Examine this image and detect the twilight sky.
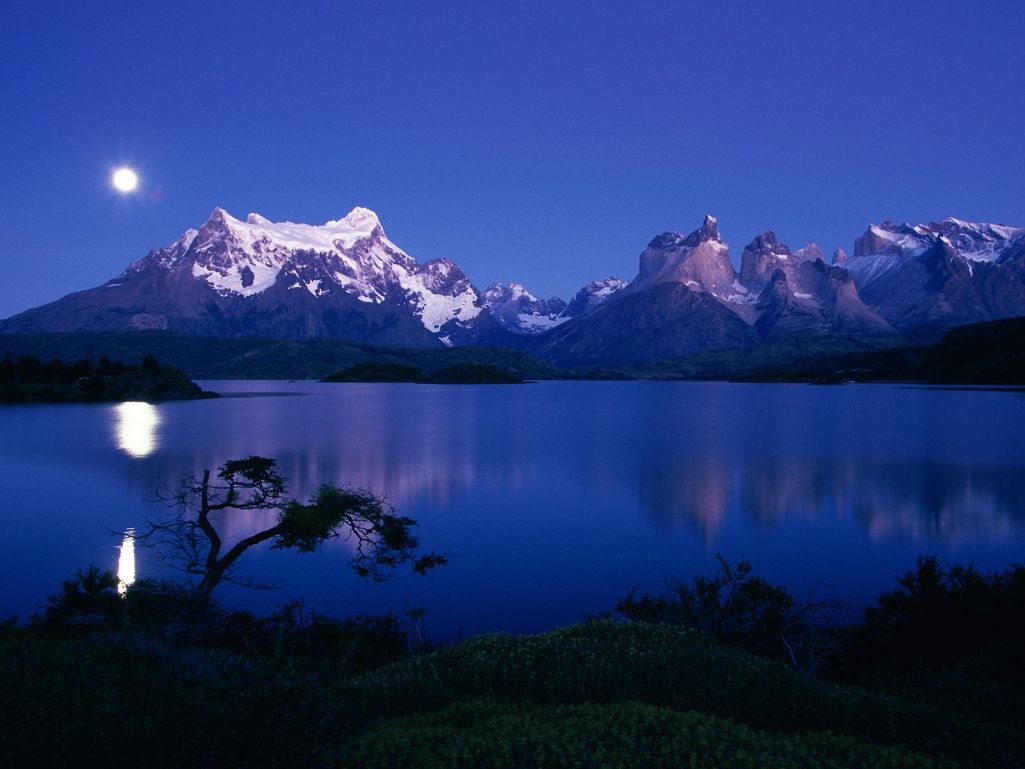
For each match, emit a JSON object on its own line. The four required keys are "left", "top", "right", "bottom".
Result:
{"left": 1, "top": 0, "right": 1024, "bottom": 319}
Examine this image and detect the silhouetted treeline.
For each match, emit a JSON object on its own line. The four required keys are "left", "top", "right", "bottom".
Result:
{"left": 0, "top": 354, "right": 216, "bottom": 402}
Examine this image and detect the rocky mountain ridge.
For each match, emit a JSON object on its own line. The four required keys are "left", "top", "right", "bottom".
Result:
{"left": 2, "top": 206, "right": 1023, "bottom": 365}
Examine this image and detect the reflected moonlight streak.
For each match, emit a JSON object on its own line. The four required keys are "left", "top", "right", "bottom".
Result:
{"left": 117, "top": 529, "right": 136, "bottom": 595}
{"left": 112, "top": 401, "right": 161, "bottom": 458}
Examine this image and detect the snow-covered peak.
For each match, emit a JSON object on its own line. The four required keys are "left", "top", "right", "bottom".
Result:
{"left": 483, "top": 281, "right": 569, "bottom": 335}
{"left": 565, "top": 277, "right": 628, "bottom": 317}
{"left": 854, "top": 217, "right": 1024, "bottom": 262}
{"left": 483, "top": 281, "right": 538, "bottom": 306}
{"left": 194, "top": 205, "right": 387, "bottom": 259}
{"left": 327, "top": 206, "right": 381, "bottom": 231}
{"left": 133, "top": 205, "right": 487, "bottom": 336}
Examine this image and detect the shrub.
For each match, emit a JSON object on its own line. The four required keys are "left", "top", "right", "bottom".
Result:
{"left": 616, "top": 555, "right": 840, "bottom": 673}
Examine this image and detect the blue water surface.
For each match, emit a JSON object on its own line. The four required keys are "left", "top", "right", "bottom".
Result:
{"left": 1, "top": 380, "right": 1023, "bottom": 636}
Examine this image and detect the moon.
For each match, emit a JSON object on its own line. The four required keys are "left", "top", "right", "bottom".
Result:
{"left": 111, "top": 167, "right": 139, "bottom": 193}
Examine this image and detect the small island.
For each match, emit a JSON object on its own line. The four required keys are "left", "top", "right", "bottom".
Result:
{"left": 322, "top": 362, "right": 524, "bottom": 384}
{"left": 0, "top": 354, "right": 219, "bottom": 403}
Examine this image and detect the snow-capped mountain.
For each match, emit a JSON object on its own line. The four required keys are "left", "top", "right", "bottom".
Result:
{"left": 4, "top": 205, "right": 1025, "bottom": 366}
{"left": 564, "top": 278, "right": 628, "bottom": 317}
{"left": 482, "top": 277, "right": 628, "bottom": 335}
{"left": 0, "top": 206, "right": 495, "bottom": 347}
{"left": 482, "top": 282, "right": 569, "bottom": 334}
{"left": 842, "top": 218, "right": 1025, "bottom": 339}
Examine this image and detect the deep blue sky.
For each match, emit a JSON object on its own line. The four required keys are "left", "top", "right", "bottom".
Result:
{"left": 2, "top": 0, "right": 1024, "bottom": 318}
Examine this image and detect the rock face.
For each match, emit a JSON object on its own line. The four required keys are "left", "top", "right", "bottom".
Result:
{"left": 531, "top": 217, "right": 893, "bottom": 366}
{"left": 636, "top": 215, "right": 736, "bottom": 296}
{"left": 737, "top": 231, "right": 894, "bottom": 337}
{"left": 530, "top": 280, "right": 760, "bottom": 366}
{"left": 843, "top": 218, "right": 1025, "bottom": 341}
{"left": 0, "top": 207, "right": 491, "bottom": 348}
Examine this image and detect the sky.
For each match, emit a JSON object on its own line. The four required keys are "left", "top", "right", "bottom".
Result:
{"left": 1, "top": 0, "right": 1024, "bottom": 318}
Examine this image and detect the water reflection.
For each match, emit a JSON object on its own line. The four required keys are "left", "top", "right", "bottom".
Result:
{"left": 85, "top": 382, "right": 1025, "bottom": 549}
{"left": 641, "top": 457, "right": 1025, "bottom": 544}
{"left": 117, "top": 529, "right": 135, "bottom": 595}
{"left": 125, "top": 447, "right": 1025, "bottom": 550}
{"left": 3, "top": 380, "right": 1025, "bottom": 631}
{"left": 112, "top": 401, "right": 161, "bottom": 458}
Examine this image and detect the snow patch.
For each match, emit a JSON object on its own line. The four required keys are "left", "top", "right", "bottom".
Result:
{"left": 515, "top": 312, "right": 570, "bottom": 332}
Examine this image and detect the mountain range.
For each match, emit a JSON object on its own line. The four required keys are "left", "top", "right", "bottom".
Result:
{"left": 2, "top": 206, "right": 1023, "bottom": 366}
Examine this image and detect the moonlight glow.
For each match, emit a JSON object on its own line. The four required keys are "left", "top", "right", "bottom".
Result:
{"left": 111, "top": 166, "right": 139, "bottom": 193}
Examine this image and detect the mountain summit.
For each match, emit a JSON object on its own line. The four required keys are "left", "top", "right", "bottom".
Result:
{"left": 1, "top": 206, "right": 494, "bottom": 347}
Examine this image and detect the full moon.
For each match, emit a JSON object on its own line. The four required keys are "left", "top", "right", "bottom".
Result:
{"left": 111, "top": 167, "right": 139, "bottom": 193}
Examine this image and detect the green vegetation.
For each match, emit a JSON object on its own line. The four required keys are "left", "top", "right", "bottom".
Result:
{"left": 0, "top": 331, "right": 573, "bottom": 380}
{"left": 0, "top": 353, "right": 217, "bottom": 402}
{"left": 425, "top": 363, "right": 524, "bottom": 384}
{"left": 342, "top": 700, "right": 951, "bottom": 769}
{"left": 1, "top": 319, "right": 1022, "bottom": 383}
{"left": 322, "top": 361, "right": 524, "bottom": 384}
{"left": 3, "top": 554, "right": 1025, "bottom": 767}
{"left": 323, "top": 362, "right": 425, "bottom": 382}
{"left": 620, "top": 331, "right": 907, "bottom": 380}
{"left": 735, "top": 318, "right": 1025, "bottom": 385}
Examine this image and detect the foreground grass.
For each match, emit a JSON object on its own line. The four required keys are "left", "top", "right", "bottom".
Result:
{"left": 341, "top": 701, "right": 951, "bottom": 769}
{"left": 2, "top": 620, "right": 1022, "bottom": 768}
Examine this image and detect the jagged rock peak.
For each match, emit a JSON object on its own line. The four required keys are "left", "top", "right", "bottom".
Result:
{"left": 647, "top": 214, "right": 723, "bottom": 250}
{"left": 647, "top": 231, "right": 686, "bottom": 249}
{"left": 832, "top": 247, "right": 848, "bottom": 265}
{"left": 792, "top": 243, "right": 824, "bottom": 263}
{"left": 746, "top": 230, "right": 789, "bottom": 255}
{"left": 684, "top": 214, "right": 723, "bottom": 247}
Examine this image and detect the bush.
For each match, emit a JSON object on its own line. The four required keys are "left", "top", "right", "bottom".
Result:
{"left": 852, "top": 557, "right": 1025, "bottom": 675}
{"left": 838, "top": 557, "right": 1025, "bottom": 730}
{"left": 31, "top": 569, "right": 411, "bottom": 673}
{"left": 615, "top": 555, "right": 840, "bottom": 673}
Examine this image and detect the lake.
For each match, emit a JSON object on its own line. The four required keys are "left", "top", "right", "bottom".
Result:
{"left": 2, "top": 380, "right": 1024, "bottom": 637}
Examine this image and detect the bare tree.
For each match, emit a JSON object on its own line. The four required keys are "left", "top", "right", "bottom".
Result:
{"left": 135, "top": 456, "right": 445, "bottom": 595}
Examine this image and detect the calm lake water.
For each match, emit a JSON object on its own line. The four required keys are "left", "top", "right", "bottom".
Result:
{"left": 2, "top": 380, "right": 1024, "bottom": 636}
